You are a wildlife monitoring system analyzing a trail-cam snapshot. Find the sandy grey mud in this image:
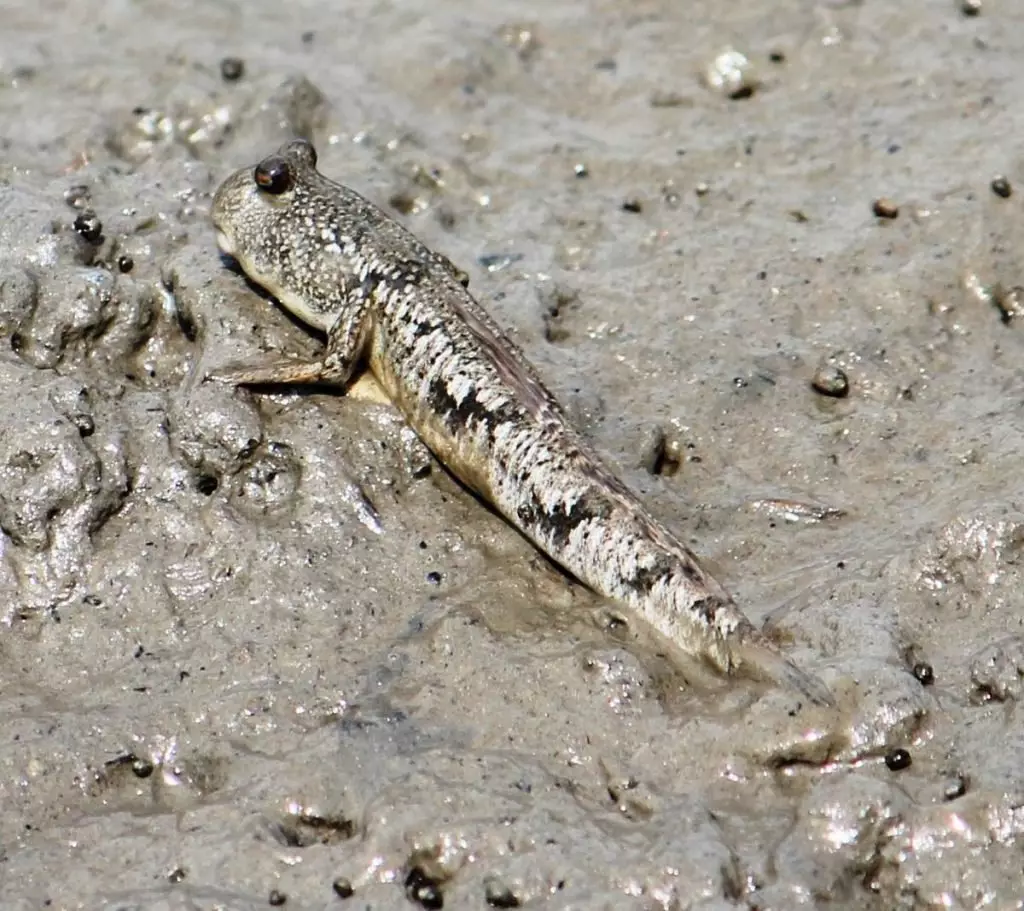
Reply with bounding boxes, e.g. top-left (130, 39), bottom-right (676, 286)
top-left (2, 1), bottom-right (1024, 909)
